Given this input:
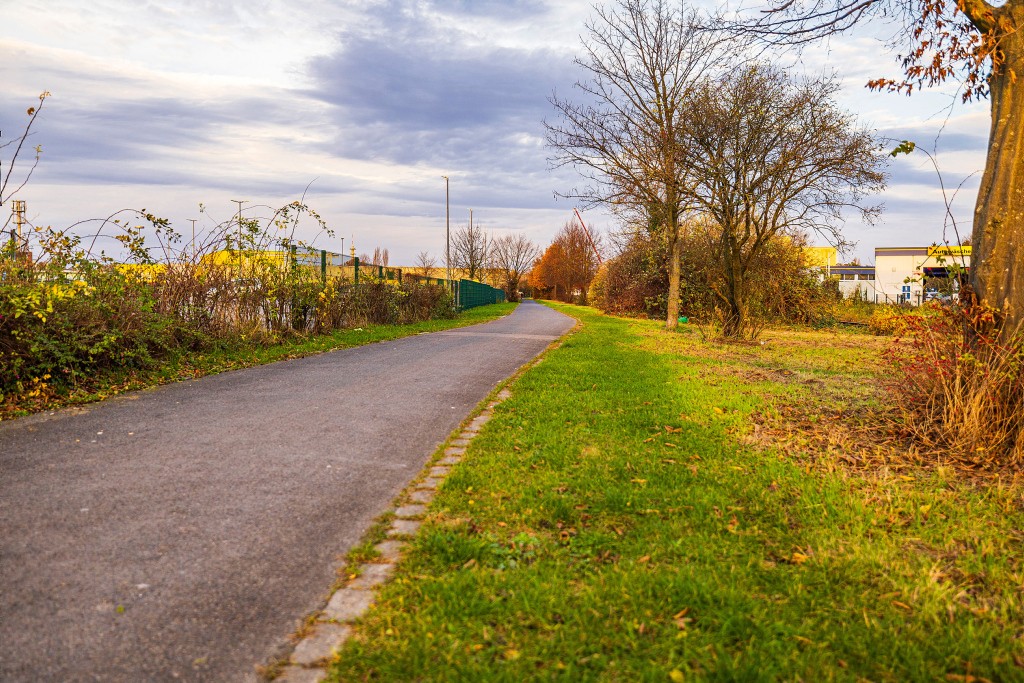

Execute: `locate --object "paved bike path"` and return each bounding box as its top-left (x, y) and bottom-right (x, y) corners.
top-left (0, 300), bottom-right (574, 682)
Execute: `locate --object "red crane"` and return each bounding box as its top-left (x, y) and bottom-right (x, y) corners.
top-left (573, 207), bottom-right (603, 265)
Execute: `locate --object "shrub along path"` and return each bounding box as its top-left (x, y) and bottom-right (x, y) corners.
top-left (0, 300), bottom-right (574, 682)
top-left (325, 304), bottom-right (1023, 682)
top-left (0, 303), bottom-right (520, 421)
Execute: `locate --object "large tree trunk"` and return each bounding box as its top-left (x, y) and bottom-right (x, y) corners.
top-left (971, 19), bottom-right (1024, 335)
top-left (722, 243), bottom-right (746, 338)
top-left (665, 201), bottom-right (681, 330)
top-left (666, 229), bottom-right (681, 329)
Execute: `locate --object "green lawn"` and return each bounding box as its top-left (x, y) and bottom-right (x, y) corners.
top-left (0, 302), bottom-right (519, 421)
top-left (326, 303), bottom-right (1023, 682)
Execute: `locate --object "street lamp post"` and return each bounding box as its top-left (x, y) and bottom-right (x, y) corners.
top-left (441, 176), bottom-right (450, 285)
top-left (188, 219), bottom-right (198, 262)
top-left (230, 199), bottom-right (247, 272)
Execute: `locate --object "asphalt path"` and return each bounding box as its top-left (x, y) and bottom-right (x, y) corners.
top-left (0, 300), bottom-right (574, 682)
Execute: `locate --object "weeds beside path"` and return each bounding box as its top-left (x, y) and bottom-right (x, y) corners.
top-left (0, 302), bottom-right (518, 422)
top-left (326, 304), bottom-right (1023, 682)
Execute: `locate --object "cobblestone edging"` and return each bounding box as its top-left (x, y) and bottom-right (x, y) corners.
top-left (271, 388), bottom-right (514, 682)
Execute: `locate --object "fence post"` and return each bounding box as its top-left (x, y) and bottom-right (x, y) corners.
top-left (290, 244), bottom-right (297, 272)
top-left (354, 256), bottom-right (359, 284)
top-left (321, 250), bottom-right (327, 280)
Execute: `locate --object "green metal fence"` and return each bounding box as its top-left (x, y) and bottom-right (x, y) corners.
top-left (457, 278), bottom-right (506, 310)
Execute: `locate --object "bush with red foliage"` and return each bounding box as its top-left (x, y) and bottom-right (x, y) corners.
top-left (884, 301), bottom-right (1024, 468)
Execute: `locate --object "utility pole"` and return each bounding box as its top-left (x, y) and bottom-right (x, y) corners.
top-left (441, 176), bottom-right (450, 285)
top-left (469, 208), bottom-right (474, 280)
top-left (230, 199), bottom-right (247, 272)
top-left (188, 219), bottom-right (198, 262)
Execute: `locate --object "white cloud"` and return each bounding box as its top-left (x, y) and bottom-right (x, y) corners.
top-left (0, 0), bottom-right (992, 265)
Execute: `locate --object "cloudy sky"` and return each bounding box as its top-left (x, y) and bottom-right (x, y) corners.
top-left (1, 0), bottom-right (988, 264)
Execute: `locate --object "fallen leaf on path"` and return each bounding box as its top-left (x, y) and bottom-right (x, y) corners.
top-left (462, 559), bottom-right (477, 569)
top-left (638, 555), bottom-right (651, 563)
top-left (672, 608), bottom-right (690, 619)
top-left (664, 442), bottom-right (677, 448)
top-left (669, 670), bottom-right (685, 682)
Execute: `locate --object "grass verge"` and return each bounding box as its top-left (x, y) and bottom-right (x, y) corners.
top-left (0, 302), bottom-right (518, 422)
top-left (325, 303), bottom-right (1024, 682)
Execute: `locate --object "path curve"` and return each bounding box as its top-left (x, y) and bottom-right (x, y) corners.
top-left (0, 300), bottom-right (573, 682)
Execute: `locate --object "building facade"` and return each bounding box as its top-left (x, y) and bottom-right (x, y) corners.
top-left (807, 246), bottom-right (971, 304)
top-left (873, 246), bottom-right (970, 305)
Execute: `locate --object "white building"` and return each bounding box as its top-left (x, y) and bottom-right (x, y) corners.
top-left (829, 246), bottom-right (970, 304)
top-left (873, 246), bottom-right (970, 305)
top-left (833, 265), bottom-right (877, 301)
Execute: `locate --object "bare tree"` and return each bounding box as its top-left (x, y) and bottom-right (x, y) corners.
top-left (414, 250), bottom-right (437, 276)
top-left (451, 221), bottom-right (489, 280)
top-left (678, 65), bottom-right (887, 336)
top-left (370, 247), bottom-right (389, 267)
top-left (491, 233), bottom-right (541, 302)
top-left (546, 0), bottom-right (742, 329)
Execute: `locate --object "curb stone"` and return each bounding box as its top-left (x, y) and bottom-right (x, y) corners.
top-left (291, 623), bottom-right (351, 666)
top-left (268, 358), bottom-right (545, 680)
top-left (409, 490), bottom-right (434, 504)
top-left (276, 667), bottom-right (327, 682)
top-left (387, 519), bottom-right (421, 537)
top-left (395, 504), bottom-right (427, 518)
top-left (349, 563), bottom-right (394, 590)
top-left (323, 589), bottom-right (375, 621)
